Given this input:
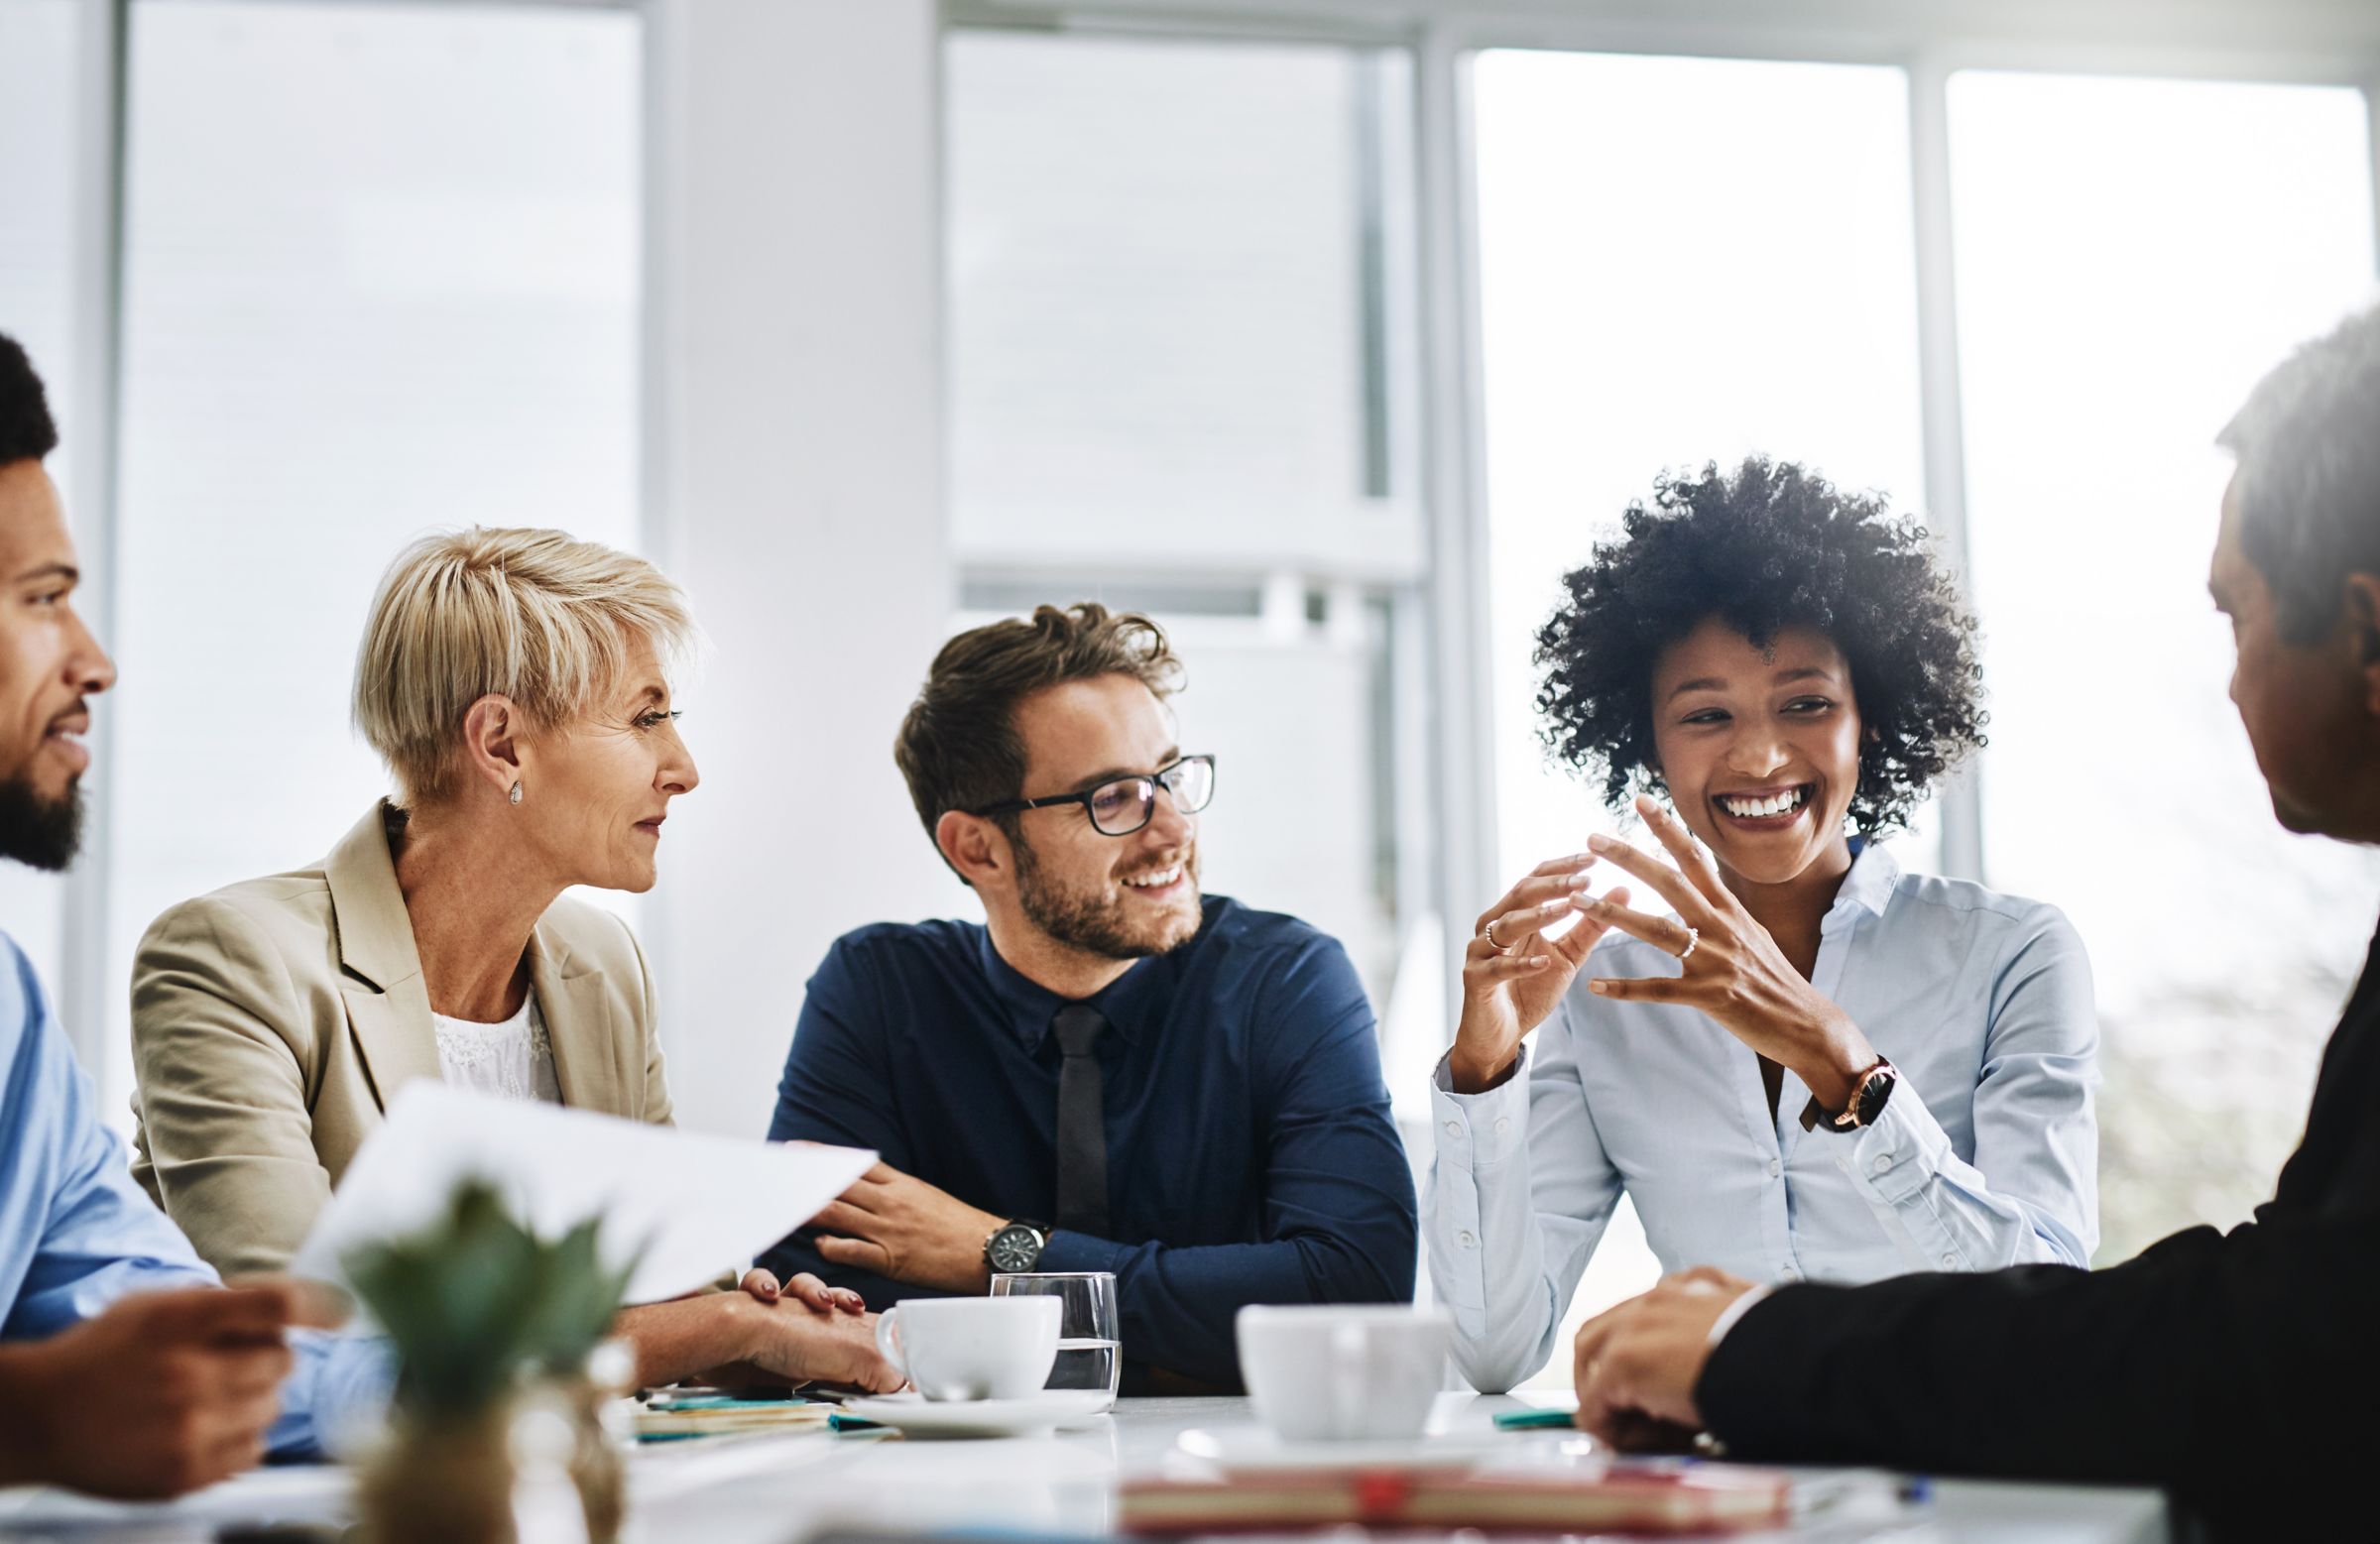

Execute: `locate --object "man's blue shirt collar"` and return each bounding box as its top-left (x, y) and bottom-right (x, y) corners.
top-left (974, 918), bottom-right (1165, 1053)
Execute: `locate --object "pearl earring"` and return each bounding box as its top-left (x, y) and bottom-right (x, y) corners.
top-left (509, 781), bottom-right (523, 805)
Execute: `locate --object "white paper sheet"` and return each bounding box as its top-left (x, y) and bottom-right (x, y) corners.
top-left (290, 1082), bottom-right (874, 1305)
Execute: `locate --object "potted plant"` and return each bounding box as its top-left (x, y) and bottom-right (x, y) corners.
top-left (346, 1179), bottom-right (636, 1544)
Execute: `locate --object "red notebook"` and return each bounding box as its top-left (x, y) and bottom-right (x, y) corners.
top-left (1122, 1452), bottom-right (1792, 1535)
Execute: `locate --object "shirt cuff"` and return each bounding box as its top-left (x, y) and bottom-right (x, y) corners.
top-left (270, 1330), bottom-right (397, 1461)
top-left (1835, 1079), bottom-right (1955, 1207)
top-left (1705, 1283), bottom-right (1774, 1350)
top-left (1429, 1047), bottom-right (1532, 1169)
top-left (1038, 1229), bottom-right (1130, 1276)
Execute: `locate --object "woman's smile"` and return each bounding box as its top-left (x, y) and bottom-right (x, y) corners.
top-left (1711, 780), bottom-right (1816, 833)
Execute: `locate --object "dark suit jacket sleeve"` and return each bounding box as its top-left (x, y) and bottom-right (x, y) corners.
top-left (758, 937), bottom-right (911, 1296)
top-left (1037, 934), bottom-right (1419, 1386)
top-left (1696, 1209), bottom-right (2378, 1528)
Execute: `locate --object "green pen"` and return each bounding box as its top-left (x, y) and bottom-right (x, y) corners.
top-left (1492, 1407), bottom-right (1580, 1430)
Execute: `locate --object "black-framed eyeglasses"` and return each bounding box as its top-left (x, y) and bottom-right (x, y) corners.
top-left (976, 754), bottom-right (1217, 837)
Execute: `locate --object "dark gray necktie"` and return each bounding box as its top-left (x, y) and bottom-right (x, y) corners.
top-left (1050, 1003), bottom-right (1110, 1238)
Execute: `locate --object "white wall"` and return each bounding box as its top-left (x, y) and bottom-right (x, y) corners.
top-left (645, 0), bottom-right (957, 1135)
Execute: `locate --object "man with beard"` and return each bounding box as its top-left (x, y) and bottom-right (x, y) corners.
top-left (761, 604), bottom-right (1416, 1391)
top-left (1564, 303), bottom-right (2380, 1539)
top-left (0, 333), bottom-right (368, 1496)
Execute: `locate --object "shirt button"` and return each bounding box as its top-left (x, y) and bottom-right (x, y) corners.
top-left (1873, 1153), bottom-right (1894, 1173)
top-left (1940, 1252), bottom-right (1958, 1268)
top-left (1767, 1158), bottom-right (1782, 1179)
top-left (1444, 1120), bottom-right (1463, 1137)
top-left (1779, 1264), bottom-right (1802, 1282)
top-left (1458, 1231), bottom-right (1477, 1249)
top-left (1494, 1117), bottom-right (1511, 1137)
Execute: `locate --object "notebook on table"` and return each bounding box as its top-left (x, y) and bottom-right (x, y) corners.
top-left (1122, 1449), bottom-right (1793, 1535)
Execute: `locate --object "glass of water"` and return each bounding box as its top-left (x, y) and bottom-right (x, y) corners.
top-left (990, 1270), bottom-right (1121, 1409)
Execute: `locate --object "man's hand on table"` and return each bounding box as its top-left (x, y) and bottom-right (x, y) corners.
top-left (0, 1279), bottom-right (345, 1499)
top-left (809, 1160), bottom-right (1007, 1294)
top-left (1572, 1266), bottom-right (1754, 1450)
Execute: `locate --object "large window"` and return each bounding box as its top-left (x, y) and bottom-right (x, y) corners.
top-left (99, 0), bottom-right (643, 1116)
top-left (946, 30), bottom-right (1436, 1092)
top-left (1950, 71), bottom-right (2380, 1261)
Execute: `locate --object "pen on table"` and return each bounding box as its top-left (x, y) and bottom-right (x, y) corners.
top-left (1492, 1407), bottom-right (1579, 1430)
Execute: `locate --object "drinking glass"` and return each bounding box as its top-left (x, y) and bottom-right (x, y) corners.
top-left (990, 1270), bottom-right (1121, 1409)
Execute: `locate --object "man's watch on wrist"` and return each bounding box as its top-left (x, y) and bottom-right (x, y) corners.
top-left (985, 1219), bottom-right (1050, 1274)
top-left (1798, 1057), bottom-right (1898, 1133)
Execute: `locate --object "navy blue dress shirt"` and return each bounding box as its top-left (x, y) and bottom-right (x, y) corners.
top-left (761, 895), bottom-right (1418, 1389)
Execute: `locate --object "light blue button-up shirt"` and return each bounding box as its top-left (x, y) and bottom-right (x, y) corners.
top-left (0, 934), bottom-right (388, 1459)
top-left (1426, 841), bottom-right (2099, 1393)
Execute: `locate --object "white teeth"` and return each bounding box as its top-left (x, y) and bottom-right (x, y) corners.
top-left (1721, 787), bottom-right (1807, 819)
top-left (1125, 866), bottom-right (1182, 890)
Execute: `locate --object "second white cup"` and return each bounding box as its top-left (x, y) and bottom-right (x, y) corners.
top-left (875, 1295), bottom-right (1062, 1401)
top-left (1237, 1304), bottom-right (1451, 1441)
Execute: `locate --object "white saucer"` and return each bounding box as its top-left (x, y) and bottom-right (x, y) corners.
top-left (1173, 1424), bottom-right (1512, 1472)
top-left (841, 1390), bottom-right (1113, 1439)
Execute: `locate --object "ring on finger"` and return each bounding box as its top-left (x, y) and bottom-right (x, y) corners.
top-left (1676, 924), bottom-right (1700, 962)
top-left (1482, 917), bottom-right (1508, 952)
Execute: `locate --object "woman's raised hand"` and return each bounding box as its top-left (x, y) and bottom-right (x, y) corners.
top-left (1447, 854), bottom-right (1631, 1094)
top-left (1576, 795), bottom-right (1877, 1113)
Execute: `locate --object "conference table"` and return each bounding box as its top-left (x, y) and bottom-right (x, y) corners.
top-left (0, 1391), bottom-right (2170, 1543)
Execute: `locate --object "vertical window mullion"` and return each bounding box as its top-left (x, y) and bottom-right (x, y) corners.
top-left (1907, 53), bottom-right (1984, 884)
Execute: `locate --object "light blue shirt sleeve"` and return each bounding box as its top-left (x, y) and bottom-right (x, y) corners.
top-left (1831, 901), bottom-right (2099, 1270)
top-left (1425, 998), bottom-right (1625, 1393)
top-left (0, 932), bottom-right (390, 1460)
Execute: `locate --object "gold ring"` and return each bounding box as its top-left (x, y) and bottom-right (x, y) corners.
top-left (1483, 918), bottom-right (1507, 952)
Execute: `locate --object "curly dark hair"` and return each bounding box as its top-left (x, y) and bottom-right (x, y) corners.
top-left (0, 333), bottom-right (60, 467)
top-left (1534, 456), bottom-right (1984, 836)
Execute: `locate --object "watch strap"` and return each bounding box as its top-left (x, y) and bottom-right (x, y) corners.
top-left (1798, 1058), bottom-right (1896, 1133)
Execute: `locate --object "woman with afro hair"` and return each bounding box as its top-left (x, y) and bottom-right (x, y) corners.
top-left (1426, 456), bottom-right (2099, 1394)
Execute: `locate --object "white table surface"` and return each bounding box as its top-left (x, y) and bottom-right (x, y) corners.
top-left (0, 1391), bottom-right (2171, 1543)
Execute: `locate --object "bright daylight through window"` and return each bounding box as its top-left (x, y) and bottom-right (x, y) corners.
top-left (105, 0), bottom-right (643, 1119)
top-left (1950, 70), bottom-right (2380, 1262)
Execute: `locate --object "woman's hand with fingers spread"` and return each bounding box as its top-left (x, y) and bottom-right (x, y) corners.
top-left (1578, 795), bottom-right (1878, 1113)
top-left (1448, 853), bottom-right (1632, 1094)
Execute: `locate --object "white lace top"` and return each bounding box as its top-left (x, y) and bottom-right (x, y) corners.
top-left (430, 993), bottom-right (560, 1106)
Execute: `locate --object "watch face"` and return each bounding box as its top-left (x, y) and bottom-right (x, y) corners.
top-left (1855, 1065), bottom-right (1897, 1125)
top-left (988, 1226), bottom-right (1041, 1273)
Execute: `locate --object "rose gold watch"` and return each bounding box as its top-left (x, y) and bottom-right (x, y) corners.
top-left (1798, 1057), bottom-right (1898, 1133)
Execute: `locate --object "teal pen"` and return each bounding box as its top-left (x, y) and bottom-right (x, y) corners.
top-left (1492, 1408), bottom-right (1580, 1430)
top-left (643, 1393), bottom-right (812, 1412)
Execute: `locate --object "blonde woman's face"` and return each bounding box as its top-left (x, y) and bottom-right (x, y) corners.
top-left (519, 638), bottom-right (698, 892)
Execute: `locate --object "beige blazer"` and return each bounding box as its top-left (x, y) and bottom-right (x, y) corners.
top-left (131, 801), bottom-right (672, 1278)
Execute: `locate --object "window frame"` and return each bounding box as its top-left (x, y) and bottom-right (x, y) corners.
top-left (946, 0), bottom-right (2380, 1028)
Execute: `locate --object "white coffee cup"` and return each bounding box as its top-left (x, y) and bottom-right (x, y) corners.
top-left (875, 1296), bottom-right (1062, 1402)
top-left (1237, 1305), bottom-right (1452, 1442)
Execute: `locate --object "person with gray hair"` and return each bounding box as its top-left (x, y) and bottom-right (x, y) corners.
top-left (1561, 300), bottom-right (2380, 1541)
top-left (128, 527), bottom-right (897, 1393)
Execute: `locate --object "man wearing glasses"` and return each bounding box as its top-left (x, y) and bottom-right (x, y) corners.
top-left (760, 604), bottom-right (1417, 1392)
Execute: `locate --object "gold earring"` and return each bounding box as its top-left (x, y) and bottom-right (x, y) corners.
top-left (509, 781), bottom-right (523, 805)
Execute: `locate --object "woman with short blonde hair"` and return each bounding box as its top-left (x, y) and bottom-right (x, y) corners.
top-left (131, 528), bottom-right (894, 1392)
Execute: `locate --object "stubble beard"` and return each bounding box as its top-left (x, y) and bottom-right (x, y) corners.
top-left (1013, 834), bottom-right (1202, 962)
